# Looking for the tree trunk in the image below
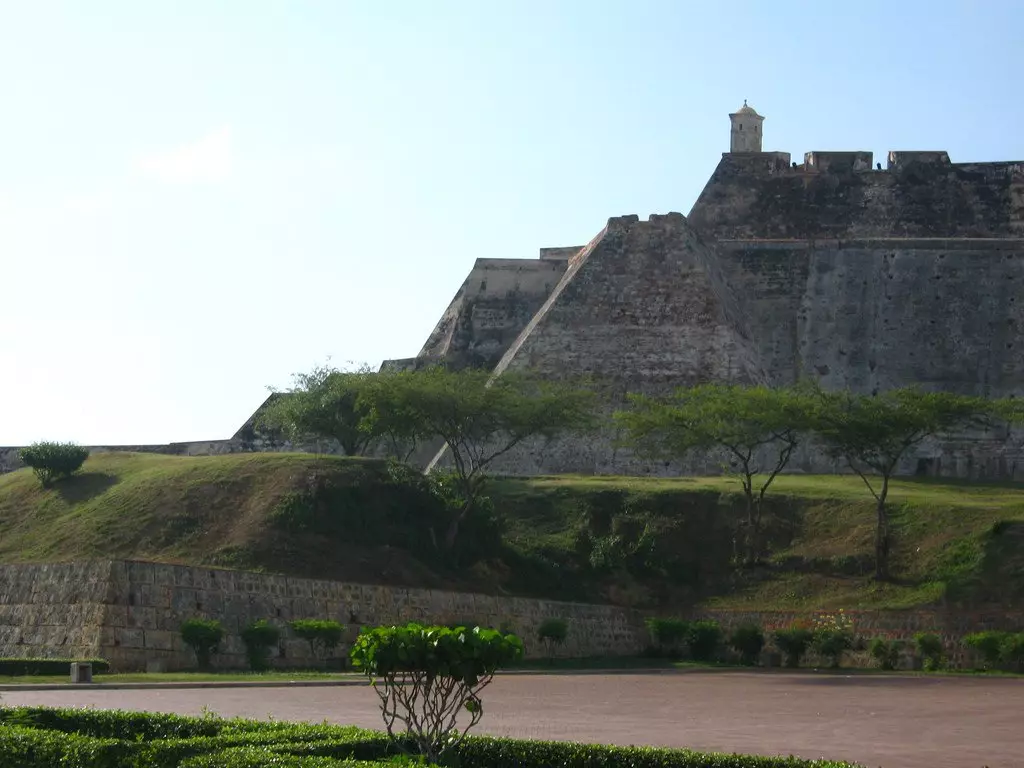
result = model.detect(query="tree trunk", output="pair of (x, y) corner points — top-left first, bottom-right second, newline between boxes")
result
(743, 483), (759, 566)
(874, 476), (891, 580)
(443, 499), (473, 551)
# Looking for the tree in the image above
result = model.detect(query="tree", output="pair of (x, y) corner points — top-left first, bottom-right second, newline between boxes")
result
(18, 442), (90, 486)
(289, 619), (345, 659)
(180, 618), (224, 671)
(350, 622), (523, 762)
(537, 618), (569, 657)
(809, 386), (991, 580)
(259, 364), (378, 456)
(240, 619), (281, 671)
(615, 385), (813, 564)
(365, 367), (596, 550)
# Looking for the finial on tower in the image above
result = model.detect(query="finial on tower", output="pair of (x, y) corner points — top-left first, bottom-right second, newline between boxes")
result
(728, 101), (764, 153)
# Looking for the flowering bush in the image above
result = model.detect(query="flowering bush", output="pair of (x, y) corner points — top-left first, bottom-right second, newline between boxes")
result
(811, 609), (854, 668)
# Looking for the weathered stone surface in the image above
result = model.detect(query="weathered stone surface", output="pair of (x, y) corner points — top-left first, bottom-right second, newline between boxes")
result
(0, 560), (646, 671)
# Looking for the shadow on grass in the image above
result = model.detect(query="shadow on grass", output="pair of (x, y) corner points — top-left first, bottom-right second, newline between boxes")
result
(54, 472), (119, 503)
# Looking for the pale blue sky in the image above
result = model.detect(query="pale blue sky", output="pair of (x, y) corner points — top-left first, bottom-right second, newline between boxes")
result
(1, 1), (1021, 445)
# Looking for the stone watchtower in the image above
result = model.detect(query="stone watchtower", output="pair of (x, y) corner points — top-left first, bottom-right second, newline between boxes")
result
(729, 100), (764, 152)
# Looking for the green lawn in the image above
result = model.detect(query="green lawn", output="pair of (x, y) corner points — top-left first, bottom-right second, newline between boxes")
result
(2, 452), (1022, 611)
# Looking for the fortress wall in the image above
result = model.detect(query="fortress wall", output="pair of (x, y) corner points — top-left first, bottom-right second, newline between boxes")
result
(688, 154), (1024, 240)
(715, 239), (1024, 396)
(0, 562), (112, 660)
(416, 257), (569, 368)
(0, 440), (247, 475)
(0, 561), (644, 671)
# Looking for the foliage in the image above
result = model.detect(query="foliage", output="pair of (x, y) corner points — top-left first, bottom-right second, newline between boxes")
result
(259, 364), (381, 457)
(772, 626), (813, 668)
(616, 385), (813, 564)
(180, 619), (225, 671)
(644, 617), (690, 658)
(362, 366), (596, 550)
(963, 631), (1008, 669)
(0, 705), (863, 768)
(807, 385), (992, 580)
(867, 637), (903, 670)
(240, 620), (281, 671)
(687, 620), (723, 662)
(0, 658), (109, 676)
(349, 622), (524, 762)
(17, 442), (89, 486)
(729, 624), (765, 666)
(810, 610), (854, 668)
(290, 620), (345, 659)
(913, 632), (944, 671)
(536, 618), (569, 653)
(999, 633), (1024, 672)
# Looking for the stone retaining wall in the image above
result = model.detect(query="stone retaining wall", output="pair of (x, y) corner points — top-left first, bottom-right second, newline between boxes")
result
(0, 561), (645, 671)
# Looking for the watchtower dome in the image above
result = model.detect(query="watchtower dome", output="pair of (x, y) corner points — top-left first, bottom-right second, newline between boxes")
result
(729, 101), (764, 153)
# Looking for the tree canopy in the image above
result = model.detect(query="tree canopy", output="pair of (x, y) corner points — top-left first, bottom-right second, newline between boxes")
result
(615, 384), (813, 563)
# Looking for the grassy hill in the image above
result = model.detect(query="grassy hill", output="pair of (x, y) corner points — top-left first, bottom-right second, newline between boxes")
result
(1, 452), (1022, 611)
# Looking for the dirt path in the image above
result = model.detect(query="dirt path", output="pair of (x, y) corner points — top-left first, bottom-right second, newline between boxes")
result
(3, 671), (1020, 768)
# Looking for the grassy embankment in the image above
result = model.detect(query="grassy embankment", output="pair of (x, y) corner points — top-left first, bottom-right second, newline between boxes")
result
(0, 452), (1021, 611)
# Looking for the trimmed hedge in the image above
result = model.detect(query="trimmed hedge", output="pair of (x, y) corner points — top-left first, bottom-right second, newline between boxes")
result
(0, 707), (860, 768)
(0, 658), (110, 676)
(180, 748), (393, 767)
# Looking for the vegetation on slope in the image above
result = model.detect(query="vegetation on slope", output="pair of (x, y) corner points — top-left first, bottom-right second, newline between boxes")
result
(0, 452), (1022, 611)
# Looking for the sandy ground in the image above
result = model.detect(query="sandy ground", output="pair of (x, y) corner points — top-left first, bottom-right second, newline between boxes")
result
(2, 671), (1021, 768)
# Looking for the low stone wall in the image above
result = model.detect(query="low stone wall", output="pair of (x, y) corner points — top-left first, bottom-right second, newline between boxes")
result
(0, 561), (645, 671)
(0, 562), (111, 660)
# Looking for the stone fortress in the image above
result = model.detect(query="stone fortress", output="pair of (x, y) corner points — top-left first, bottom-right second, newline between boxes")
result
(2, 104), (1023, 478)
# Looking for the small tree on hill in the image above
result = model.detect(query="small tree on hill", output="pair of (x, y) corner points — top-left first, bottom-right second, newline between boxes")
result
(808, 386), (992, 580)
(364, 367), (596, 550)
(18, 442), (90, 486)
(615, 385), (814, 564)
(180, 618), (224, 671)
(259, 364), (379, 456)
(350, 622), (523, 762)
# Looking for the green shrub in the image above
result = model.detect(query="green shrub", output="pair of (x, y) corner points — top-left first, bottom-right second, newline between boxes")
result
(350, 622), (523, 762)
(0, 706), (861, 768)
(289, 619), (345, 659)
(772, 626), (813, 668)
(811, 611), (854, 669)
(17, 442), (89, 485)
(913, 632), (944, 671)
(0, 658), (110, 676)
(868, 637), (903, 670)
(729, 624), (765, 666)
(180, 747), (390, 767)
(999, 632), (1024, 672)
(687, 620), (722, 662)
(181, 619), (225, 671)
(537, 617), (569, 653)
(644, 617), (689, 658)
(964, 631), (1009, 669)
(241, 620), (281, 671)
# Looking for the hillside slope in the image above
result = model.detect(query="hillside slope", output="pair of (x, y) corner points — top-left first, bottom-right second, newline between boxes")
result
(1, 452), (1022, 610)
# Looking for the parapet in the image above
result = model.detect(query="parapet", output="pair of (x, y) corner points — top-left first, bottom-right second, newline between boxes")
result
(539, 246), (583, 261)
(803, 151), (873, 172)
(719, 151), (793, 174)
(887, 151), (951, 170)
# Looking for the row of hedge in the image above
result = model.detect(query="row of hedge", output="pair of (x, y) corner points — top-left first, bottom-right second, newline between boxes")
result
(0, 658), (110, 677)
(0, 707), (859, 768)
(644, 615), (1024, 671)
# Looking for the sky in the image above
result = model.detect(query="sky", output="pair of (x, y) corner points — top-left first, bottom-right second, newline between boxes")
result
(1, 0), (1021, 446)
